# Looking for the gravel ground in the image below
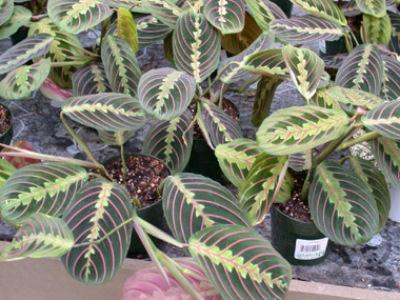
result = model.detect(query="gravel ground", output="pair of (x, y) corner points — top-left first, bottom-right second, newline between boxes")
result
(0, 5), (399, 293)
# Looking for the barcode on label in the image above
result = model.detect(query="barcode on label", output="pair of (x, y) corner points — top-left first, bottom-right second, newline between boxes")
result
(294, 238), (329, 260)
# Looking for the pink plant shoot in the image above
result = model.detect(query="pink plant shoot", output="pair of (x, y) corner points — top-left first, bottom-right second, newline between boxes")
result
(122, 259), (221, 300)
(40, 78), (72, 103)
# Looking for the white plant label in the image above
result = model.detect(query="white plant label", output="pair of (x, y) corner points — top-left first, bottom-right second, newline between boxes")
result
(294, 238), (329, 260)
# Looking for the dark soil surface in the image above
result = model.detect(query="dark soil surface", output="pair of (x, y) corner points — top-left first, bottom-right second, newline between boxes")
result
(105, 155), (169, 208)
(0, 104), (11, 134)
(191, 99), (239, 139)
(278, 171), (311, 222)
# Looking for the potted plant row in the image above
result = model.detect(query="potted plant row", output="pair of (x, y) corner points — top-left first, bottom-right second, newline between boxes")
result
(0, 0), (399, 299)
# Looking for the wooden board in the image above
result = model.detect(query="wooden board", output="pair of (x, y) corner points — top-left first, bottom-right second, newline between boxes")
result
(0, 242), (399, 300)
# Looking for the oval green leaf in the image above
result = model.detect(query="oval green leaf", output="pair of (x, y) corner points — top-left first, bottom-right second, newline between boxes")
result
(215, 138), (263, 188)
(189, 224), (291, 300)
(142, 110), (193, 174)
(137, 67), (196, 121)
(62, 93), (146, 132)
(0, 58), (51, 100)
(47, 0), (113, 34)
(309, 160), (379, 246)
(204, 0), (246, 34)
(0, 34), (53, 75)
(62, 179), (133, 284)
(0, 214), (74, 261)
(173, 12), (221, 83)
(0, 162), (88, 224)
(101, 35), (142, 98)
(256, 105), (350, 156)
(162, 173), (250, 244)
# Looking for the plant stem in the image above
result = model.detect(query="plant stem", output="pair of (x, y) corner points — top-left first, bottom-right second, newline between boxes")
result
(300, 168), (312, 202)
(133, 221), (170, 284)
(50, 61), (90, 68)
(314, 125), (357, 166)
(60, 112), (111, 179)
(338, 131), (380, 150)
(31, 14), (47, 21)
(137, 217), (186, 249)
(218, 83), (225, 108)
(120, 143), (128, 180)
(0, 144), (97, 169)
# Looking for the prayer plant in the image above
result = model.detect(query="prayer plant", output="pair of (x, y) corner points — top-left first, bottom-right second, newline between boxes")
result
(1, 1), (400, 300)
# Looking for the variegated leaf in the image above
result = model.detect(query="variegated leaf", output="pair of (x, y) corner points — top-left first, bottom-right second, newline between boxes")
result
(142, 110), (193, 173)
(189, 224), (291, 300)
(309, 160), (379, 246)
(117, 7), (139, 53)
(0, 5), (31, 39)
(173, 12), (221, 83)
(292, 0), (347, 26)
(137, 68), (196, 121)
(28, 18), (90, 88)
(62, 179), (133, 284)
(71, 64), (129, 144)
(141, 0), (183, 28)
(310, 88), (342, 109)
(47, 0), (113, 34)
(356, 0), (386, 18)
(282, 45), (325, 100)
(322, 86), (383, 112)
(371, 137), (400, 188)
(218, 32), (274, 84)
(256, 105), (350, 155)
(289, 151), (312, 172)
(98, 130), (136, 146)
(0, 58), (50, 100)
(336, 44), (384, 95)
(0, 0), (13, 26)
(203, 0), (246, 34)
(349, 157), (390, 232)
(215, 138), (263, 188)
(0, 34), (52, 75)
(361, 13), (392, 45)
(101, 35), (142, 98)
(242, 48), (288, 77)
(252, 76), (282, 127)
(380, 51), (400, 101)
(136, 15), (172, 48)
(197, 101), (243, 149)
(271, 16), (344, 44)
(0, 162), (88, 224)
(62, 93), (146, 132)
(0, 159), (15, 188)
(162, 173), (250, 244)
(239, 154), (288, 225)
(0, 214), (74, 261)
(245, 0), (287, 31)
(72, 64), (111, 96)
(362, 99), (400, 140)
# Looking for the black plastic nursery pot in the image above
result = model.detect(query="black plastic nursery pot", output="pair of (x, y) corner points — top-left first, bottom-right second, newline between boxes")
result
(104, 154), (169, 257)
(271, 206), (330, 266)
(0, 104), (13, 146)
(184, 138), (225, 183)
(323, 37), (348, 56)
(270, 0), (293, 17)
(10, 27), (28, 45)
